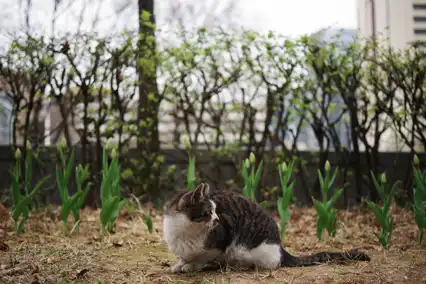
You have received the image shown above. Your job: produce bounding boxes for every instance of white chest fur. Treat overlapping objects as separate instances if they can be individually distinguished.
[163,213,208,258]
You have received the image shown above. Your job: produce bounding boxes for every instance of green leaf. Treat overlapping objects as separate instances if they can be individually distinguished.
[253,160,264,193]
[61,191,84,231]
[10,166,22,210]
[259,200,268,209]
[100,197,120,230]
[12,196,31,222]
[326,188,344,209]
[329,168,339,190]
[29,175,50,198]
[283,181,294,207]
[316,216,327,240]
[278,165,285,194]
[371,171,385,202]
[367,201,385,223]
[24,151,33,195]
[413,167,426,193]
[75,183,92,210]
[312,198,328,218]
[64,150,75,185]
[144,215,153,234]
[56,165,66,201]
[317,170,325,193]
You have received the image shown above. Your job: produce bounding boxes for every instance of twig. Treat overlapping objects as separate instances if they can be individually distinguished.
[0,265,28,277]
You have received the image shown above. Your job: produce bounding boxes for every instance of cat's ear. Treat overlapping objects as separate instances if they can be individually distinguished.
[195,183,210,198]
[178,183,209,208]
[189,183,210,202]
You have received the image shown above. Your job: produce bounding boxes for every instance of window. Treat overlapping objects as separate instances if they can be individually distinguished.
[0,92,12,145]
[414,29,426,35]
[414,16,426,22]
[413,4,426,10]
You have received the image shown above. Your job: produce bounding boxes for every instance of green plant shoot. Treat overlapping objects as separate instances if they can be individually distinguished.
[10,142,49,234]
[412,155,426,244]
[367,172,397,249]
[144,215,153,234]
[241,152,264,201]
[72,164,92,233]
[277,160,296,242]
[100,143,127,233]
[186,154,196,190]
[312,160,344,241]
[56,140,91,234]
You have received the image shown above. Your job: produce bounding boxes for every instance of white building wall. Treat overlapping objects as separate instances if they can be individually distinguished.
[357,0,426,49]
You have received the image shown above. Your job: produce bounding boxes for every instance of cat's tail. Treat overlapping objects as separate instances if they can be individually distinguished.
[280,246,371,267]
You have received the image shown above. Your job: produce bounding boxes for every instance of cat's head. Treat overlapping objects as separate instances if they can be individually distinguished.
[163,183,219,229]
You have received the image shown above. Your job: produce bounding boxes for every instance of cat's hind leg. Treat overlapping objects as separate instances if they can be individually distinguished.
[250,243,281,269]
[226,242,281,270]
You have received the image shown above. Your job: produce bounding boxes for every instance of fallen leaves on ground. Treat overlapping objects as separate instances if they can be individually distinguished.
[0,204,425,284]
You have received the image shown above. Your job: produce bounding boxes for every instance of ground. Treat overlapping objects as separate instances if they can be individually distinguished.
[0,203,425,284]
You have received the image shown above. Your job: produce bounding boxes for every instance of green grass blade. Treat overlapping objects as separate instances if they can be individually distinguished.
[252,160,264,193]
[144,215,153,234]
[24,151,32,196]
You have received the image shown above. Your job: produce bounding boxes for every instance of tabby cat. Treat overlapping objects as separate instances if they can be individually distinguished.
[163,183,370,273]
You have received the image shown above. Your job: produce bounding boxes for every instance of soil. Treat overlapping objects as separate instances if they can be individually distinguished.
[0,203,425,284]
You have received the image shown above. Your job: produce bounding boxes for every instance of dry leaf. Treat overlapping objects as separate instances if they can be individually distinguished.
[113,238,124,247]
[76,268,89,279]
[92,233,101,242]
[0,240,9,251]
[86,215,96,222]
[30,274,40,284]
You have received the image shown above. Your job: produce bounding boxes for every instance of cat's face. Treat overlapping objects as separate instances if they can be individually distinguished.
[163,183,219,230]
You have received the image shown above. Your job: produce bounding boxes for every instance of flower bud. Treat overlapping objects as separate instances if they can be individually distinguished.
[413,155,420,167]
[26,140,32,152]
[281,162,287,172]
[184,136,191,149]
[324,160,331,173]
[59,137,67,150]
[380,172,387,184]
[244,158,250,169]
[111,148,118,159]
[249,152,256,165]
[105,138,112,151]
[15,148,21,160]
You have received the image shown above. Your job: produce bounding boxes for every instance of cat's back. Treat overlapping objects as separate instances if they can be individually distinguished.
[208,190,281,249]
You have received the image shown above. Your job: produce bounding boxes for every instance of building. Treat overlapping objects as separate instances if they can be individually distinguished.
[0,83,59,147]
[0,90,13,145]
[273,28,357,151]
[357,0,426,152]
[357,0,426,49]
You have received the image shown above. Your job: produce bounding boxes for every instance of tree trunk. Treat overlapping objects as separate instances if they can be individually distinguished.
[137,0,161,200]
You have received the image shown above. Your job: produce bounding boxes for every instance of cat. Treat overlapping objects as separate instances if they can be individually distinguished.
[162,182,370,273]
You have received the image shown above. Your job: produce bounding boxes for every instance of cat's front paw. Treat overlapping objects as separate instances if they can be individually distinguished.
[171,263,183,273]
[181,263,195,273]
[181,263,204,273]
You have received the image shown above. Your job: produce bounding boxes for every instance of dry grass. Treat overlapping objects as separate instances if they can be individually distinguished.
[0,203,425,284]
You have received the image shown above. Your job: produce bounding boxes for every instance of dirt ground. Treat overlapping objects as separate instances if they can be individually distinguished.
[0,203,425,284]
